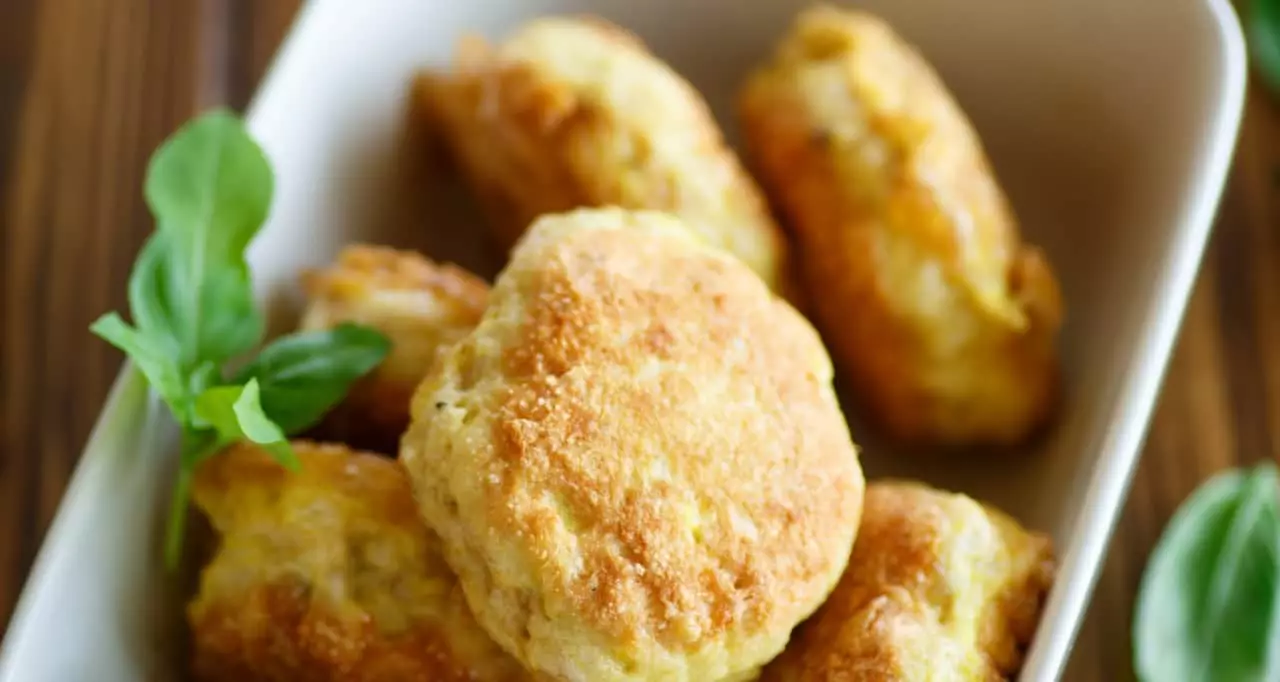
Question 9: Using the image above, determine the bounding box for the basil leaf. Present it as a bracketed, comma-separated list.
[191, 385, 242, 432]
[127, 233, 181, 358]
[128, 233, 263, 369]
[234, 323, 391, 434]
[1253, 0, 1280, 96]
[186, 360, 223, 398]
[144, 109, 272, 366]
[1134, 462, 1280, 682]
[196, 265, 263, 362]
[194, 379, 297, 470]
[232, 381, 297, 469]
[90, 313, 187, 411]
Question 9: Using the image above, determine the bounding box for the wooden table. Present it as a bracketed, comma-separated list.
[0, 2, 1275, 679]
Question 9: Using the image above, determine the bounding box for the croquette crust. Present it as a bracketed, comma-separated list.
[187, 441, 527, 682]
[401, 208, 864, 681]
[299, 245, 489, 452]
[761, 482, 1055, 681]
[738, 6, 1063, 446]
[416, 16, 789, 292]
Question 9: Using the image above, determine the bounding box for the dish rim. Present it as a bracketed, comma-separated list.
[1018, 0, 1247, 677]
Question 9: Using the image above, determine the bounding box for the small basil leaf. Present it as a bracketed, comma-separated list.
[1253, 0, 1280, 96]
[192, 385, 241, 433]
[145, 110, 273, 266]
[144, 109, 273, 366]
[186, 360, 223, 399]
[1134, 462, 1280, 682]
[193, 380, 297, 470]
[127, 233, 181, 358]
[235, 323, 391, 434]
[231, 380, 296, 469]
[90, 313, 187, 411]
[130, 231, 262, 368]
[196, 265, 264, 362]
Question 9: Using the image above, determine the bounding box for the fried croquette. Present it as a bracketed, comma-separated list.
[187, 441, 528, 682]
[299, 245, 489, 452]
[401, 208, 864, 682]
[416, 16, 790, 292]
[761, 482, 1055, 681]
[738, 6, 1063, 446]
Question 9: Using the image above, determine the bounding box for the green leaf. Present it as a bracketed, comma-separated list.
[127, 233, 181, 357]
[232, 381, 297, 469]
[193, 380, 297, 470]
[186, 360, 223, 399]
[1134, 462, 1280, 682]
[146, 110, 272, 269]
[145, 109, 272, 366]
[234, 323, 391, 434]
[89, 313, 187, 411]
[195, 265, 264, 362]
[1253, 0, 1280, 96]
[128, 231, 262, 370]
[192, 384, 233, 426]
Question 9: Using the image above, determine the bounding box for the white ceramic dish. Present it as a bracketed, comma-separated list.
[0, 1, 1247, 680]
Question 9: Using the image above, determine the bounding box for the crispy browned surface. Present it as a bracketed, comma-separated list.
[187, 441, 528, 682]
[738, 6, 1063, 447]
[299, 245, 489, 453]
[415, 16, 789, 293]
[762, 482, 1055, 682]
[401, 208, 864, 681]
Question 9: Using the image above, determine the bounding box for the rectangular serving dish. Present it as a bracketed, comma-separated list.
[0, 1, 1247, 680]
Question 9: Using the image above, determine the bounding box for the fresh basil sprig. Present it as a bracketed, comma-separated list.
[1133, 461, 1280, 681]
[90, 110, 390, 568]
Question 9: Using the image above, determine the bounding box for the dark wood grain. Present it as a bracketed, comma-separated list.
[0, 2, 1276, 679]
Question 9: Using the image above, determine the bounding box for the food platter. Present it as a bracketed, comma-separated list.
[0, 1, 1247, 680]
